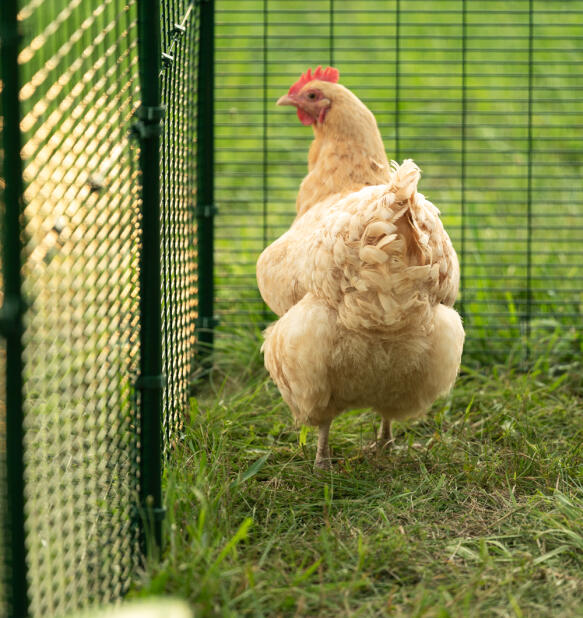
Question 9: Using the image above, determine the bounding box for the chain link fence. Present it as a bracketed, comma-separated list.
[160, 1, 198, 447]
[0, 0, 200, 616]
[214, 0, 583, 364]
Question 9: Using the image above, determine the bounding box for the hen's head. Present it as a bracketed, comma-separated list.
[277, 66, 377, 139]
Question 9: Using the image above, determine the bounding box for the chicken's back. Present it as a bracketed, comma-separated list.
[258, 161, 459, 329]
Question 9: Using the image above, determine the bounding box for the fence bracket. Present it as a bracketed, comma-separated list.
[196, 315, 220, 330]
[141, 504, 167, 522]
[131, 104, 166, 139]
[149, 506, 167, 521]
[136, 374, 166, 391]
[195, 203, 218, 219]
[0, 297, 26, 337]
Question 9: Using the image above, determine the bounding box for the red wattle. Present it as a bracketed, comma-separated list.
[297, 108, 314, 126]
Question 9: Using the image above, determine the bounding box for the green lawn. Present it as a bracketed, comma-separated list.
[133, 331, 583, 616]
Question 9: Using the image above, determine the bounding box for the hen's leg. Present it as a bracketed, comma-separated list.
[377, 418, 394, 449]
[314, 421, 332, 470]
[364, 417, 394, 453]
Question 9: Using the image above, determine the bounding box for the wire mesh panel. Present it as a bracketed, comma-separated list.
[214, 0, 583, 362]
[5, 0, 142, 615]
[159, 0, 199, 447]
[457, 1, 583, 361]
[0, 0, 198, 614]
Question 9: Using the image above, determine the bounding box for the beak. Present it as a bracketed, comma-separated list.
[276, 94, 297, 106]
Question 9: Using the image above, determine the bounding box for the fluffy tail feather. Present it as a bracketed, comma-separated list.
[389, 159, 420, 202]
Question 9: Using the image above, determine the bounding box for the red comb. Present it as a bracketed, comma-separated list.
[288, 66, 340, 95]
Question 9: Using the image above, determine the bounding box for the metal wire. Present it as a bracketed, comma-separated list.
[14, 0, 143, 613]
[160, 0, 198, 445]
[0, 0, 198, 615]
[214, 0, 583, 362]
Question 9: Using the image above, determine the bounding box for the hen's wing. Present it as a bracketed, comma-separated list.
[256, 191, 343, 317]
[298, 160, 459, 333]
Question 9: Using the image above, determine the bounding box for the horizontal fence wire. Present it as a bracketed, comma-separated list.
[214, 0, 583, 363]
[6, 0, 143, 615]
[160, 0, 199, 447]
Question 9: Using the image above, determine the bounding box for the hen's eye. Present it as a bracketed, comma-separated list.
[307, 92, 317, 100]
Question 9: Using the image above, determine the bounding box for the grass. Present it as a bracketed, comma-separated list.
[133, 330, 583, 616]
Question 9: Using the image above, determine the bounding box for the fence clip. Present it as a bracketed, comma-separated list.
[136, 373, 166, 391]
[196, 203, 218, 219]
[197, 316, 220, 330]
[144, 505, 167, 522]
[0, 297, 26, 337]
[172, 23, 186, 36]
[137, 502, 167, 528]
[161, 53, 174, 68]
[130, 104, 166, 139]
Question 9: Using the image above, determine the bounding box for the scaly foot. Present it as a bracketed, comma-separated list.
[314, 454, 332, 470]
[364, 418, 394, 453]
[313, 421, 332, 470]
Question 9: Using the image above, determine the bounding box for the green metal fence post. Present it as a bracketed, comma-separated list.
[525, 0, 534, 358]
[459, 0, 467, 320]
[136, 0, 165, 555]
[196, 0, 216, 361]
[261, 0, 269, 326]
[0, 0, 29, 615]
[394, 0, 400, 161]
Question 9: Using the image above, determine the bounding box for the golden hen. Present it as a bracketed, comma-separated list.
[256, 67, 464, 469]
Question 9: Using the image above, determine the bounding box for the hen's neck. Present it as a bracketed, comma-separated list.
[296, 128, 391, 216]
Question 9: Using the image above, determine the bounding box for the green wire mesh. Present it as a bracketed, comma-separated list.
[160, 0, 198, 449]
[16, 1, 142, 615]
[1, 0, 199, 614]
[214, 0, 583, 363]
